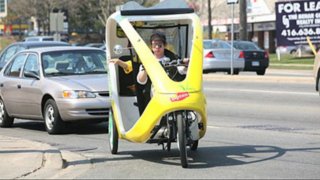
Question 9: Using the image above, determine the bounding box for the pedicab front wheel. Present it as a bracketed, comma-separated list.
[177, 113, 188, 168]
[108, 109, 118, 154]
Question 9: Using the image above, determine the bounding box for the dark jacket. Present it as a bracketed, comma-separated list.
[138, 49, 185, 114]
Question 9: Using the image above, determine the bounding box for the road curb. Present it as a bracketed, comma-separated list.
[23, 142, 92, 179]
[0, 135, 92, 179]
[22, 143, 65, 179]
[51, 150, 92, 179]
[0, 135, 63, 179]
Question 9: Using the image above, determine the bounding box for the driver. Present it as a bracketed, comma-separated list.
[137, 31, 187, 85]
[110, 31, 188, 114]
[110, 31, 188, 80]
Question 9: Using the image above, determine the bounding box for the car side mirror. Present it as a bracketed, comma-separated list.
[113, 44, 133, 55]
[24, 71, 40, 80]
[113, 45, 124, 55]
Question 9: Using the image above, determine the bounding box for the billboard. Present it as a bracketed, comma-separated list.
[275, 0, 320, 46]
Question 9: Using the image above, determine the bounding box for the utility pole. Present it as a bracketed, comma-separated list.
[208, 0, 212, 39]
[239, 0, 247, 40]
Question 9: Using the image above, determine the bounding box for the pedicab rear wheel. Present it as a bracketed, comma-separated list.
[177, 113, 188, 168]
[108, 109, 118, 154]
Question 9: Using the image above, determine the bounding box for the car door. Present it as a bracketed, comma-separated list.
[1, 53, 27, 116]
[19, 53, 43, 119]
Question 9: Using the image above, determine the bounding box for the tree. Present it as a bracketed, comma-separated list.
[239, 0, 247, 40]
[3, 0, 159, 42]
[4, 0, 38, 39]
[208, 0, 212, 39]
[6, 0, 59, 35]
[95, 0, 158, 27]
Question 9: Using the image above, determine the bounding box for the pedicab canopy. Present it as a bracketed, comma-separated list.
[120, 0, 193, 15]
[106, 0, 206, 142]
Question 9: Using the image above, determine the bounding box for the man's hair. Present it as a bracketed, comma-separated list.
[150, 31, 167, 45]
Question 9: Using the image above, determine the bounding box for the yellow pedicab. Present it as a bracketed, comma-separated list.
[106, 0, 207, 168]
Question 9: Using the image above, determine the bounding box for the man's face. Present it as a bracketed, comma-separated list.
[151, 40, 165, 59]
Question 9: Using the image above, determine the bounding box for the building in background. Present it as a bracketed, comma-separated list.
[190, 0, 277, 53]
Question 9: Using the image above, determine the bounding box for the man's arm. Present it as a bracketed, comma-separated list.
[109, 59, 133, 74]
[137, 65, 148, 85]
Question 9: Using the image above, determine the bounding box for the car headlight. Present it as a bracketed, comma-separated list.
[63, 90, 96, 99]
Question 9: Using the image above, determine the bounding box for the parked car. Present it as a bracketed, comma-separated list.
[0, 41, 70, 71]
[0, 46, 110, 134]
[313, 49, 320, 95]
[99, 44, 106, 51]
[231, 40, 269, 75]
[203, 39, 245, 74]
[24, 36, 55, 42]
[84, 43, 105, 48]
[24, 35, 69, 42]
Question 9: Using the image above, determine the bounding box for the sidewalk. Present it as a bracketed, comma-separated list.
[0, 135, 91, 179]
[270, 63, 313, 67]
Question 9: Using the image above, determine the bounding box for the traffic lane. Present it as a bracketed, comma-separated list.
[204, 82, 320, 132]
[1, 79, 318, 149]
[205, 69, 313, 77]
[203, 72, 314, 84]
[78, 124, 320, 179]
[63, 79, 320, 178]
[1, 118, 318, 179]
[3, 118, 317, 179]
[204, 79, 315, 93]
[0, 102, 318, 177]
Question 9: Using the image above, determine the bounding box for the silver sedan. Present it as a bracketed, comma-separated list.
[203, 39, 245, 74]
[0, 46, 110, 134]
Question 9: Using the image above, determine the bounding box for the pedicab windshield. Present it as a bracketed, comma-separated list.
[116, 21, 190, 61]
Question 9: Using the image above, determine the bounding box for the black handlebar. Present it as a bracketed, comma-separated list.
[162, 59, 188, 68]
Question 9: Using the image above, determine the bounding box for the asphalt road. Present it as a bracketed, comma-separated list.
[0, 69, 319, 178]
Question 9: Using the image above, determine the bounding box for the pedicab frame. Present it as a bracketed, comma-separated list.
[106, 0, 207, 161]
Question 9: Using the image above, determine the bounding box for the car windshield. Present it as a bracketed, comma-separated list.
[233, 42, 261, 51]
[42, 50, 107, 76]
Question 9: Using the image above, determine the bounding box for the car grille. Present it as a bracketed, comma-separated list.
[97, 91, 109, 97]
[86, 108, 109, 115]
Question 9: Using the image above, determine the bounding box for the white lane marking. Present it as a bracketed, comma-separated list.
[207, 125, 218, 129]
[204, 87, 317, 96]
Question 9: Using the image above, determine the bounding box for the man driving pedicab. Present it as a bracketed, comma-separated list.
[110, 31, 188, 114]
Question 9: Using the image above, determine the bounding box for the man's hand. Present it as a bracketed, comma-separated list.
[182, 58, 189, 64]
[109, 59, 120, 65]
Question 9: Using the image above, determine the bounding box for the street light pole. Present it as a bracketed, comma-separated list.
[230, 2, 234, 75]
[227, 0, 238, 75]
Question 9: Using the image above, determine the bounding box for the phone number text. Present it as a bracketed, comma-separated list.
[281, 28, 320, 37]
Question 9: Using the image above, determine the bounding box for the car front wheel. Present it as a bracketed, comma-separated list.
[0, 99, 14, 127]
[44, 99, 65, 134]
